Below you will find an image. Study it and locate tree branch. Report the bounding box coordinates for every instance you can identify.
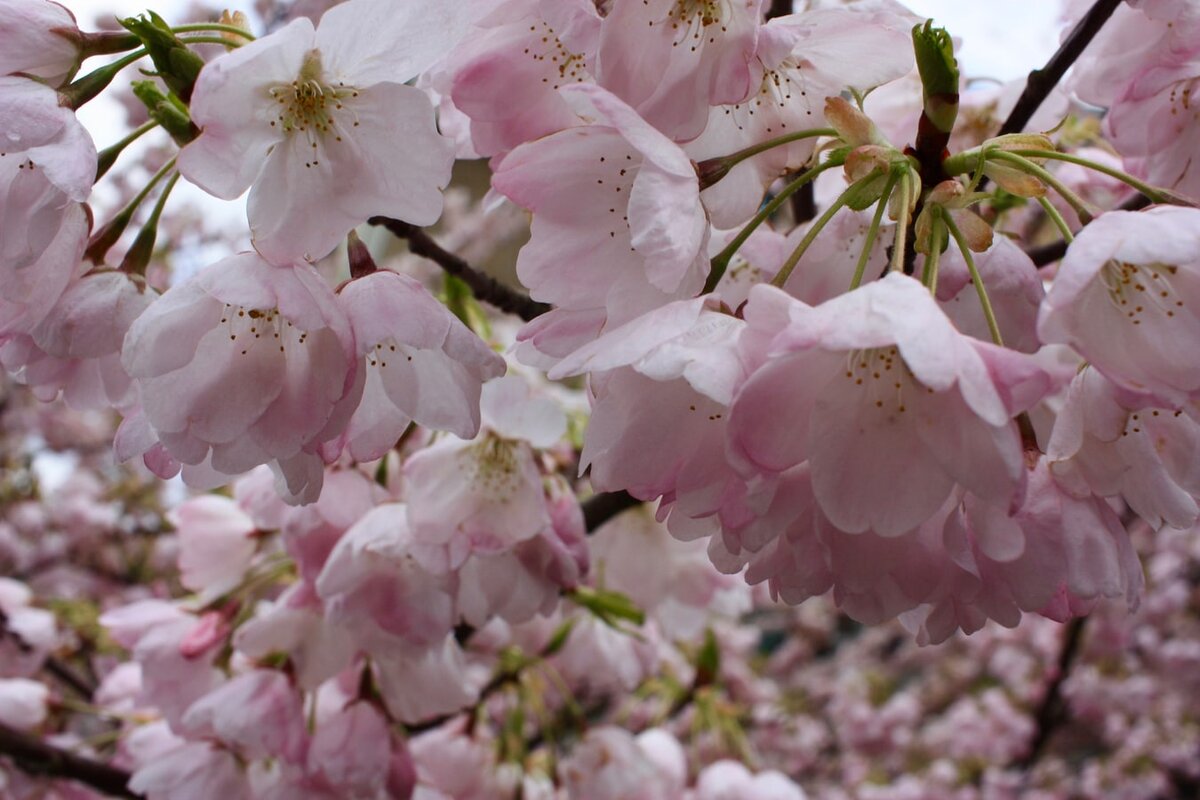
[368,217,550,322]
[1015,616,1086,769]
[0,723,137,798]
[581,490,642,532]
[997,0,1123,136]
[765,0,792,21]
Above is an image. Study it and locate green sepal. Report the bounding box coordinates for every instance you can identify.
[131,80,198,145]
[120,11,204,102]
[912,21,959,133]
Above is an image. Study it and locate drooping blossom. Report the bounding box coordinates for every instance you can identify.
[595,0,764,142]
[329,269,506,463]
[493,83,709,362]
[444,0,602,157]
[1039,207,1200,406]
[0,0,84,87]
[167,494,258,597]
[177,0,471,263]
[120,252,357,503]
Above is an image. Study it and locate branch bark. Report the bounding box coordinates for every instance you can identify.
[368,217,550,322]
[997,0,1123,136]
[0,723,137,798]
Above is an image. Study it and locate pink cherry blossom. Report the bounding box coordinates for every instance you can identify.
[730,273,1049,536]
[0,0,82,87]
[330,270,506,463]
[446,0,601,157]
[1039,207,1200,405]
[167,494,258,597]
[181,669,308,763]
[128,742,250,800]
[492,83,709,357]
[0,677,49,730]
[595,0,763,141]
[177,0,470,263]
[121,252,357,503]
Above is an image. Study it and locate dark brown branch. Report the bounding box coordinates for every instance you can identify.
[765,0,792,21]
[368,217,550,322]
[997,0,1123,136]
[581,490,641,532]
[789,181,817,225]
[1015,616,1086,769]
[0,723,137,798]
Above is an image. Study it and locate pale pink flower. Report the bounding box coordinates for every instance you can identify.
[182,669,308,763]
[687,6,913,227]
[1048,367,1200,530]
[446,0,601,157]
[178,0,471,263]
[167,494,258,597]
[0,0,83,86]
[0,76,93,337]
[121,253,357,503]
[128,742,250,800]
[232,583,356,690]
[306,702,395,797]
[403,375,566,570]
[595,0,763,141]
[315,503,458,651]
[1,271,155,409]
[280,466,386,583]
[493,84,709,357]
[559,726,683,800]
[935,236,1044,354]
[693,760,808,800]
[330,270,505,463]
[0,678,49,730]
[730,273,1049,536]
[1039,207,1200,406]
[372,635,481,725]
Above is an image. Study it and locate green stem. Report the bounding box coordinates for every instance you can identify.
[95,120,157,181]
[1010,148,1175,204]
[60,48,147,109]
[849,171,899,290]
[921,211,944,291]
[696,128,836,190]
[177,35,243,47]
[944,213,1004,346]
[704,160,839,293]
[172,22,255,40]
[987,150,1096,223]
[1037,196,1075,244]
[889,173,913,274]
[771,172,874,288]
[120,172,180,275]
[85,157,177,264]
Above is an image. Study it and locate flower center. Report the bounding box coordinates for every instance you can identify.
[266,50,360,167]
[220,305,309,356]
[842,347,932,416]
[1101,260,1185,326]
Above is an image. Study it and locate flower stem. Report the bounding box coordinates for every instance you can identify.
[987,150,1096,224]
[95,120,158,181]
[1037,196,1075,244]
[849,172,899,290]
[1010,148,1183,205]
[85,157,177,265]
[921,210,945,291]
[120,172,180,275]
[177,35,244,47]
[60,49,147,109]
[172,22,255,40]
[704,160,839,293]
[771,172,875,289]
[944,213,1004,346]
[695,128,836,189]
[889,173,913,274]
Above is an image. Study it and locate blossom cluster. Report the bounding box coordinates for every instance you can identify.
[0,0,1198,796]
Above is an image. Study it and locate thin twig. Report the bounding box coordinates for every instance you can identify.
[0,723,137,798]
[581,490,641,532]
[1016,616,1086,769]
[765,0,792,20]
[368,217,550,322]
[997,0,1123,136]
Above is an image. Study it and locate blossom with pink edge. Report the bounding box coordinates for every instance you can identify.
[177,0,470,264]
[1039,207,1200,406]
[1048,367,1200,530]
[693,760,808,800]
[167,494,258,598]
[120,253,357,504]
[445,0,601,157]
[403,374,566,570]
[304,702,398,798]
[1,271,155,410]
[935,236,1044,354]
[729,273,1052,536]
[128,742,250,800]
[330,270,505,463]
[0,0,83,86]
[492,84,709,360]
[181,669,308,763]
[595,0,763,142]
[0,678,49,730]
[687,5,913,227]
[0,77,92,338]
[233,583,357,690]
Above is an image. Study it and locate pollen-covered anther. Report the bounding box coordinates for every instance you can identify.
[844,347,917,415]
[221,305,308,355]
[1101,260,1186,325]
[267,49,361,162]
